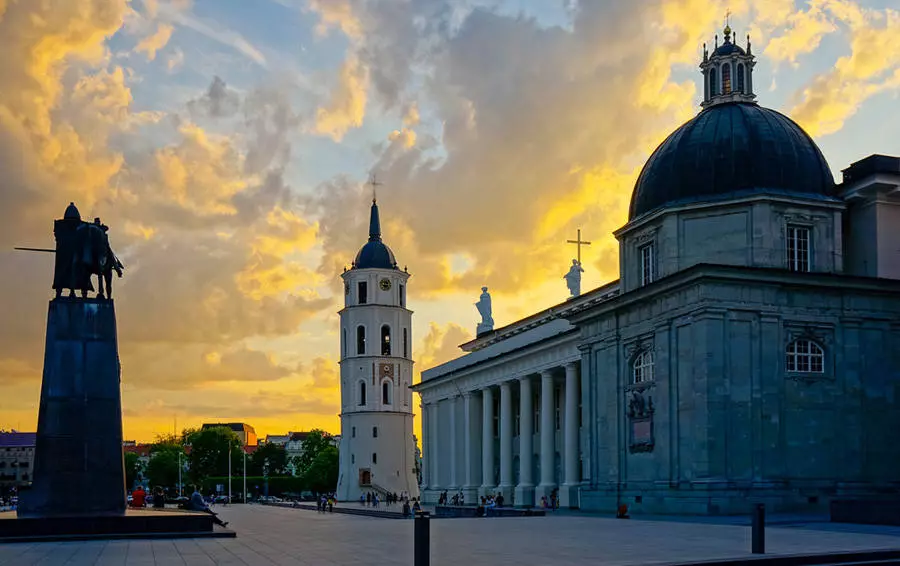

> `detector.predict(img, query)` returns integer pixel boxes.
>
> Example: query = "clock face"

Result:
[379,278,392,291]
[379,363,394,378]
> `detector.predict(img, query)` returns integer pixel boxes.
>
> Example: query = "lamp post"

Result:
[263,459,270,499]
[243,449,247,503]
[228,445,232,504]
[178,451,183,497]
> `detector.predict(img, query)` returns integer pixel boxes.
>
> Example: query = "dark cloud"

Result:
[187,75,240,118]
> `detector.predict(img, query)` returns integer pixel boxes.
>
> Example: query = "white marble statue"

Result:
[475,286,494,335]
[564,259,584,298]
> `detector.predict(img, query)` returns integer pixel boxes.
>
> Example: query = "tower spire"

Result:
[368,200,382,241]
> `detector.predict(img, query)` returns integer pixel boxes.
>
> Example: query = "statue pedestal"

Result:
[18,298,125,518]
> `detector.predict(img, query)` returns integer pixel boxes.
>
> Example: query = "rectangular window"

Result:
[787,226,811,273]
[351,454,355,464]
[358,281,368,304]
[399,284,405,307]
[372,453,377,464]
[373,426,378,438]
[352,426,356,438]
[640,243,655,286]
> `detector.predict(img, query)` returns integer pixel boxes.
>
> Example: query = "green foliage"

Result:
[305,445,339,494]
[146,450,181,489]
[249,442,288,476]
[124,452,141,489]
[186,426,242,483]
[292,429,332,477]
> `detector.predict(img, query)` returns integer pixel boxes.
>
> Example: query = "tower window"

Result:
[786,339,825,373]
[381,325,391,356]
[372,453,377,464]
[358,381,367,406]
[640,243,655,286]
[737,63,745,93]
[357,325,366,355]
[787,225,811,272]
[358,281,368,304]
[709,67,718,96]
[351,454,355,464]
[722,63,732,94]
[342,329,347,357]
[352,426,356,438]
[399,284,405,307]
[373,426,378,438]
[403,328,408,358]
[382,381,392,405]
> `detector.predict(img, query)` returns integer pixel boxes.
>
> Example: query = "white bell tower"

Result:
[336,198,420,502]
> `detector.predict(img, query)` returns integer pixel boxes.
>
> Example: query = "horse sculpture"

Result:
[50,204,124,299]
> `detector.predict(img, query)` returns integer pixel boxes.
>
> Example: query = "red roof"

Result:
[123,444,151,457]
[243,445,259,455]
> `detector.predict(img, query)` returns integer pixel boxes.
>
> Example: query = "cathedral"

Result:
[412,26,900,514]
[335,198,420,502]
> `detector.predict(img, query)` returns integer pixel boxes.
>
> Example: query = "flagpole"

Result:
[228,446,232,504]
[243,450,247,504]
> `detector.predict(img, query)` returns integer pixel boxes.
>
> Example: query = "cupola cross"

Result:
[368,173,384,203]
[566,229,591,264]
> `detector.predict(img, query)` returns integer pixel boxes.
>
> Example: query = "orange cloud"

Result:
[136,23,173,60]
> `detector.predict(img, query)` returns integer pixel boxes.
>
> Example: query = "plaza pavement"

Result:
[2,504,900,565]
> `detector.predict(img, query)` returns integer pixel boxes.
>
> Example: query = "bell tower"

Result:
[700,22,757,108]
[336,197,419,502]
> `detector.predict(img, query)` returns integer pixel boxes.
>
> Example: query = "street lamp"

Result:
[228,445,232,504]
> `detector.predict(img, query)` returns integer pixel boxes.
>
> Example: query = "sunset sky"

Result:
[0,0,898,443]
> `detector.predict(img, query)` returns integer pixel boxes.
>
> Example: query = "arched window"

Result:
[722,63,732,94]
[382,380,392,405]
[403,328,408,358]
[786,339,825,373]
[709,67,718,96]
[381,325,391,356]
[737,63,745,93]
[358,381,367,406]
[633,351,655,383]
[356,325,366,355]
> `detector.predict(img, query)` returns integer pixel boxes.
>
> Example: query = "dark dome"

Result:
[354,240,397,269]
[64,202,81,220]
[630,102,835,219]
[712,42,745,56]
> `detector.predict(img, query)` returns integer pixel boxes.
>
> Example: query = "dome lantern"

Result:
[700,22,756,108]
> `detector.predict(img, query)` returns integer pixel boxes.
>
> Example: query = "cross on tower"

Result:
[368,173,384,203]
[566,228,591,264]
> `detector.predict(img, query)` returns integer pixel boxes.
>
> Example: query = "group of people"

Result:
[437,490,465,506]
[127,485,166,509]
[357,491,422,518]
[316,494,336,512]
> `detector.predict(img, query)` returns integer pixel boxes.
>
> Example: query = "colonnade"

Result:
[422,361,582,508]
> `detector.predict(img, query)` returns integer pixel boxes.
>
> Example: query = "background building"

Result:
[201,423,258,446]
[0,432,36,487]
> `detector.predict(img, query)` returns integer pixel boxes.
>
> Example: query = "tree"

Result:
[304,445,339,495]
[124,452,141,489]
[250,442,288,476]
[292,429,333,477]
[146,450,181,490]
[186,426,242,483]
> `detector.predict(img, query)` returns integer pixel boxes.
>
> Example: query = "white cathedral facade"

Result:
[335,199,420,502]
[413,26,900,515]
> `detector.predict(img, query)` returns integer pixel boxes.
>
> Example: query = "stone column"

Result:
[498,380,514,502]
[537,370,556,502]
[515,375,535,507]
[561,362,580,508]
[463,392,481,503]
[420,402,429,492]
[449,395,458,491]
[480,387,495,497]
[430,402,441,496]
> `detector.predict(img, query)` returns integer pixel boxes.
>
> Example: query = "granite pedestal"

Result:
[19,297,125,518]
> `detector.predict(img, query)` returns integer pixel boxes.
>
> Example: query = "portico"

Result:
[413,290,617,508]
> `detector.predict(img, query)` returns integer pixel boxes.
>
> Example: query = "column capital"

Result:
[565,361,579,370]
[540,369,554,379]
[518,374,533,384]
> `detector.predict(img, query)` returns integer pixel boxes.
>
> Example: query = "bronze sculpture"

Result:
[19,202,124,299]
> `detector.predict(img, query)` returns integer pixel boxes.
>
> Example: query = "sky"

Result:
[0,0,898,444]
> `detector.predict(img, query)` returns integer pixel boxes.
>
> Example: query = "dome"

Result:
[712,41,745,56]
[354,240,398,269]
[629,102,835,220]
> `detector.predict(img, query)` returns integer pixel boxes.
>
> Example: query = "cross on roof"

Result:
[566,228,591,264]
[368,173,384,203]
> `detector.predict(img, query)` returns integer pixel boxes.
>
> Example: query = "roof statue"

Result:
[564,259,584,298]
[475,286,494,336]
[16,202,124,300]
